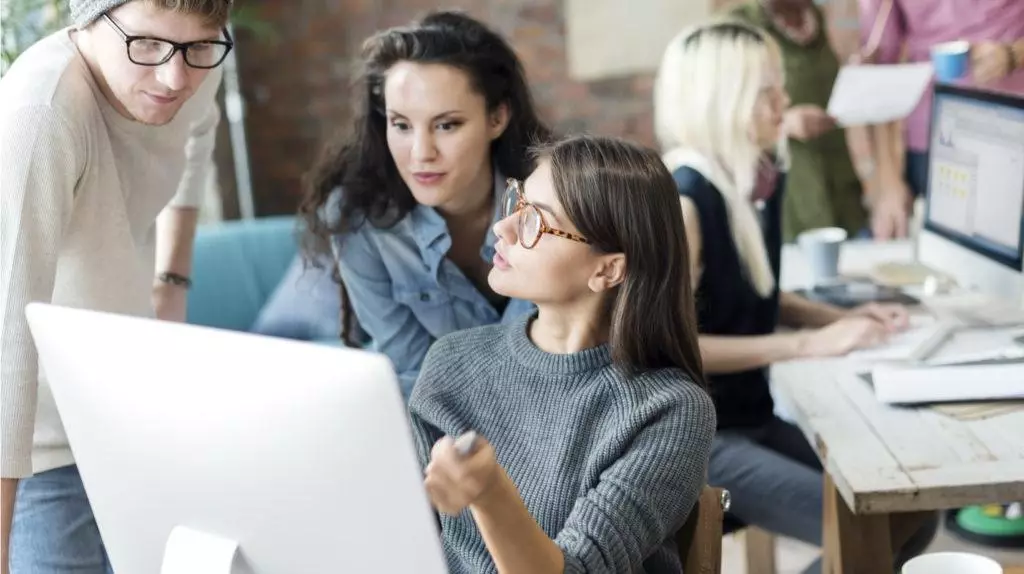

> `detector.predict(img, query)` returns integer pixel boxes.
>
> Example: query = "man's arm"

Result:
[152,206,199,322]
[858,0,914,238]
[868,120,911,239]
[845,123,880,204]
[1,481,14,573]
[1,106,81,568]
[971,37,1024,85]
[152,86,220,322]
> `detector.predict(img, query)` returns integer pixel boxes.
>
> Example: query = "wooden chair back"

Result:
[677,486,727,574]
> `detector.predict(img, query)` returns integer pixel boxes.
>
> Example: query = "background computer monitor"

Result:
[918,84,1024,306]
[25,303,448,574]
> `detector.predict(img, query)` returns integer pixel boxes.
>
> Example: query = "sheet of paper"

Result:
[827,63,934,126]
[870,360,1024,404]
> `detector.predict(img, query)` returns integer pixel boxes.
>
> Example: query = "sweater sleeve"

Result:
[407,336,455,469]
[1,106,80,478]
[168,69,221,208]
[554,385,716,573]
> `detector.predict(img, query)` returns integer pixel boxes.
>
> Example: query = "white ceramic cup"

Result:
[797,227,848,287]
[901,552,1003,574]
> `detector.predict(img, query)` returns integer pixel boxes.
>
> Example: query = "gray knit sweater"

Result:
[408,314,716,574]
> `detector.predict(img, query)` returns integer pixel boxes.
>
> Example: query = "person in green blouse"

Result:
[729,0,873,242]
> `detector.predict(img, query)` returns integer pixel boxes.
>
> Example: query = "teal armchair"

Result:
[186,216,300,332]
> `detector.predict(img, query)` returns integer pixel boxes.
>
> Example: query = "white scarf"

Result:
[663,147,776,297]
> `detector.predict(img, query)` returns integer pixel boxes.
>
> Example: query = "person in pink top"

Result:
[858,0,1024,239]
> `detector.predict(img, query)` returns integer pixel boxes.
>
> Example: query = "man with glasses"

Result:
[0,1,232,572]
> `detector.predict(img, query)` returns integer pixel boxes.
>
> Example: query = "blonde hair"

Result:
[654,20,786,298]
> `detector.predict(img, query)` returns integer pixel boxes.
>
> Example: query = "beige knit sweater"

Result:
[1,29,220,478]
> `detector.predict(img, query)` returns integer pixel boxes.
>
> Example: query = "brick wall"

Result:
[228,0,862,216]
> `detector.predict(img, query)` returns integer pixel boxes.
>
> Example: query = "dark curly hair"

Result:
[299,10,552,344]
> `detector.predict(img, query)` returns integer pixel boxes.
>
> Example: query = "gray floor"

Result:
[721,521,1024,573]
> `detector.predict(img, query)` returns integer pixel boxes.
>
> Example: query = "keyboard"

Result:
[849,315,1024,365]
[847,316,956,362]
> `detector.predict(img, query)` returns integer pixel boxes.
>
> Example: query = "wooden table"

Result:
[773,241,1024,573]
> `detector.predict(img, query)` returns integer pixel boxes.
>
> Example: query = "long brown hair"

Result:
[538,135,706,389]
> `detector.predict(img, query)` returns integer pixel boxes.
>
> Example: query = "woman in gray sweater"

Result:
[408,135,717,573]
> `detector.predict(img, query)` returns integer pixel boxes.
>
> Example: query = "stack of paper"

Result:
[827,63,934,127]
[870,358,1024,405]
[857,324,1024,405]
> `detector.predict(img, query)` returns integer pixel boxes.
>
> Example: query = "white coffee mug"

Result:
[901,552,1002,574]
[797,226,848,287]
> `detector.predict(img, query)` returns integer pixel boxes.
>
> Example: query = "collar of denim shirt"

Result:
[407,167,506,277]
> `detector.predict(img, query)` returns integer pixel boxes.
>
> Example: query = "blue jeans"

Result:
[710,417,938,574]
[9,465,112,574]
[710,417,824,548]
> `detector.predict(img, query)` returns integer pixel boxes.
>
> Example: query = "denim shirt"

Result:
[333,172,534,399]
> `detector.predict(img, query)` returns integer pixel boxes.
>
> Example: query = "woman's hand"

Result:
[799,316,890,358]
[848,302,910,333]
[783,104,837,141]
[424,433,501,515]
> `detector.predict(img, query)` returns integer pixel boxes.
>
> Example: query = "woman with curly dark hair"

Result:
[300,10,551,399]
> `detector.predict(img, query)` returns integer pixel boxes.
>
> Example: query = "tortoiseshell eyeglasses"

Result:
[502,178,590,249]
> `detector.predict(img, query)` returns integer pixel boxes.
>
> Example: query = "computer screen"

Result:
[25,303,449,574]
[925,85,1024,272]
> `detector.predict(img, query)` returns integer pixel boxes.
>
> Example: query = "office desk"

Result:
[773,240,1024,573]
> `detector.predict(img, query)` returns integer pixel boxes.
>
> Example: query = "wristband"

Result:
[157,271,192,289]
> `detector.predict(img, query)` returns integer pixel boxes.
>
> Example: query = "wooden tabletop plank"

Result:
[772,362,916,513]
[836,371,967,471]
[907,460,1024,507]
[967,413,1024,460]
[774,362,1024,514]
[848,460,1024,512]
[920,410,1001,465]
[908,459,1024,483]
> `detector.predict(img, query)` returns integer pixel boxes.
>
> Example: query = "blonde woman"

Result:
[655,21,933,572]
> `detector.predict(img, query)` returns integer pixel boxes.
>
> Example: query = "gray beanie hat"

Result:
[70,0,133,28]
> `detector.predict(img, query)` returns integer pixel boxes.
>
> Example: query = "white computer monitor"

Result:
[25,303,447,574]
[919,84,1024,306]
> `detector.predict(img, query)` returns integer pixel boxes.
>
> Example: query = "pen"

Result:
[454,431,478,457]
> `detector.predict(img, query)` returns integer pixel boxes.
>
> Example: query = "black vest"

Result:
[673,166,783,429]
